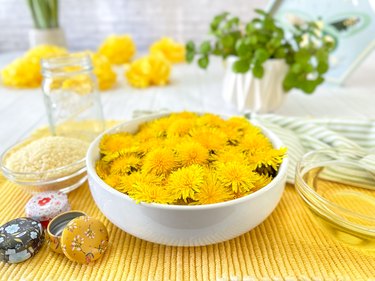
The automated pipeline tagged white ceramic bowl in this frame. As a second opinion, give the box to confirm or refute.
[86,113,288,246]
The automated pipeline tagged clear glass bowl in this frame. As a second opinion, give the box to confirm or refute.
[295,148,375,251]
[0,138,87,194]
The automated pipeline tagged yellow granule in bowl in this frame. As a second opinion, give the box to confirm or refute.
[5,136,89,173]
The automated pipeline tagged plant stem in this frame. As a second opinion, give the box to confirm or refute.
[27,0,40,28]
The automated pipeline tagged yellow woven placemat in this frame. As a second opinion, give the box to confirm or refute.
[0,177,374,281]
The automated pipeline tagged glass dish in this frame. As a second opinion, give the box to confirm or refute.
[295,148,375,251]
[0,137,87,194]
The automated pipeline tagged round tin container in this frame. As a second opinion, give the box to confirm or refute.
[47,211,86,254]
[61,216,109,264]
[47,211,109,263]
[0,217,44,263]
[25,191,70,228]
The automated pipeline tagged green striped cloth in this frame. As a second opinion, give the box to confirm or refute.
[254,115,375,190]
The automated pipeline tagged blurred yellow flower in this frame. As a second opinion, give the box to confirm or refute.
[91,52,117,91]
[1,44,67,88]
[150,37,185,63]
[125,55,171,88]
[25,45,67,61]
[98,35,136,65]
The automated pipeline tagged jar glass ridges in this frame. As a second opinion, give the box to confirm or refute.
[41,53,105,141]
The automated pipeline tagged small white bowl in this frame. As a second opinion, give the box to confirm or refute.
[86,113,288,246]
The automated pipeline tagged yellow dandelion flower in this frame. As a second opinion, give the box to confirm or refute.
[190,127,227,152]
[217,161,258,193]
[166,118,194,137]
[1,57,41,88]
[136,137,164,155]
[25,45,67,60]
[99,133,134,154]
[248,147,287,170]
[196,113,224,128]
[110,154,142,175]
[98,35,136,64]
[91,52,117,91]
[129,182,176,204]
[175,141,209,167]
[146,117,172,137]
[96,159,110,179]
[125,56,151,88]
[61,74,94,95]
[225,117,259,134]
[104,174,122,188]
[1,45,67,88]
[195,171,233,204]
[150,37,185,63]
[164,136,186,149]
[143,148,176,175]
[116,173,137,194]
[149,55,171,86]
[254,174,273,191]
[168,164,204,201]
[125,55,171,88]
[239,133,273,154]
[212,147,247,165]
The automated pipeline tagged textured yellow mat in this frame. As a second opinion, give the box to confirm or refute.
[0,177,374,281]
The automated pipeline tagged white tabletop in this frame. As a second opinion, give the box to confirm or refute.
[1,52,374,155]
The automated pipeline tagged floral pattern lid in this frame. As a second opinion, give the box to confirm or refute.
[0,217,44,263]
[25,191,70,225]
[61,216,109,264]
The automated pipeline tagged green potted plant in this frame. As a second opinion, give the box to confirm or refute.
[186,10,334,113]
[27,0,66,47]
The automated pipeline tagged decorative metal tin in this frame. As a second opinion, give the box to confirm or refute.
[0,217,44,263]
[25,191,71,228]
[47,211,86,254]
[61,216,109,264]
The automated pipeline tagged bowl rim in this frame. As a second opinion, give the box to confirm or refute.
[295,148,375,232]
[0,137,87,179]
[86,111,289,211]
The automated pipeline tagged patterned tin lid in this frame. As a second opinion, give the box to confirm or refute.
[25,191,70,225]
[0,217,44,263]
[61,216,109,264]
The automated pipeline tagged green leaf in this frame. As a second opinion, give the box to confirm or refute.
[198,56,209,69]
[255,9,267,16]
[252,64,264,78]
[295,49,310,63]
[186,41,195,52]
[274,47,286,58]
[246,23,255,33]
[254,48,269,63]
[235,39,251,57]
[291,63,302,73]
[221,34,235,49]
[232,59,250,73]
[186,51,195,63]
[210,12,229,31]
[200,41,211,55]
[263,17,275,30]
[317,61,328,74]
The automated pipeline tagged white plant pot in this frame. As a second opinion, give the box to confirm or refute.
[29,28,67,48]
[222,57,289,114]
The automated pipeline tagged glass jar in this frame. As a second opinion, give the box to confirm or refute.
[41,53,105,141]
